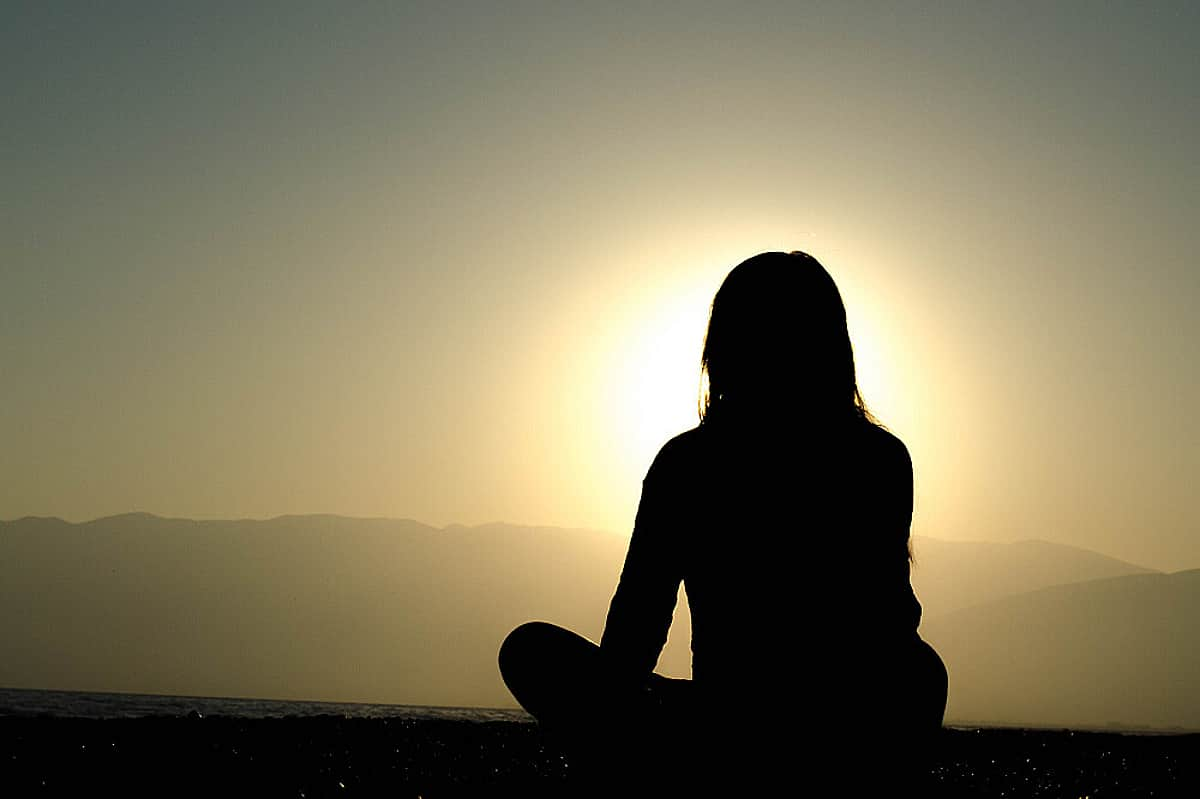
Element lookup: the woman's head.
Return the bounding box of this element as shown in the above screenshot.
[699,251,873,425]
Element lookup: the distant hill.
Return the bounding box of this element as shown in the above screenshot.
[922,569,1200,730]
[0,514,632,708]
[910,536,1156,618]
[0,514,1191,728]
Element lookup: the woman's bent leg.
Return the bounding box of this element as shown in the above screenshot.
[498,621,627,731]
[498,621,694,792]
[867,637,949,791]
[915,637,949,731]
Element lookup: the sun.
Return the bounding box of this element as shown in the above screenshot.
[607,287,713,482]
[841,289,902,430]
[611,276,905,462]
[572,252,919,538]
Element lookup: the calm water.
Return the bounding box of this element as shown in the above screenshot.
[0,687,531,723]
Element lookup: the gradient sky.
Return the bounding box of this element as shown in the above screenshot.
[3,2,1197,571]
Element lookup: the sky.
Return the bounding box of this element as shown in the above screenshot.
[3,2,1198,572]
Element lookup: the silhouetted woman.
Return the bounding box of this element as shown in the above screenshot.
[499,251,947,792]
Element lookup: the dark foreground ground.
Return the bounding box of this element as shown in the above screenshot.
[2,716,1196,797]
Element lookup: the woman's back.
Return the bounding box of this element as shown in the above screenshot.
[602,416,921,700]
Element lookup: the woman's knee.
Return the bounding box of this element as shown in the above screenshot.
[914,638,949,727]
[498,621,555,683]
[918,640,947,693]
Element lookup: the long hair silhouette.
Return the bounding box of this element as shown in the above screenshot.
[700,250,874,425]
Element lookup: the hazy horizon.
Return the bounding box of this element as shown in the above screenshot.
[5,4,1198,574]
[4,508,1192,576]
[4,513,1196,729]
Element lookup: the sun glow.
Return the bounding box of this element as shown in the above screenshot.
[847,313,898,425]
[613,280,907,450]
[604,283,714,487]
[572,241,932,538]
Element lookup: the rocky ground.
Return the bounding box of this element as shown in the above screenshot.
[2,715,1196,797]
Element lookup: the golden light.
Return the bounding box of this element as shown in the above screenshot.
[564,234,933,537]
[846,308,899,426]
[601,281,715,492]
[597,259,910,480]
[831,255,915,435]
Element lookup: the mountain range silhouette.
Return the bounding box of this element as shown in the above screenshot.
[1,514,1193,729]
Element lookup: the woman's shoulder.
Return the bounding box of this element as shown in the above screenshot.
[643,424,751,488]
[860,422,910,463]
[645,419,910,478]
[850,422,911,483]
[647,426,706,474]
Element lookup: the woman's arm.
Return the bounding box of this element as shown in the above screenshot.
[882,433,921,635]
[599,447,684,678]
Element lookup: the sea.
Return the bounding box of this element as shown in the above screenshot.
[0,686,531,723]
